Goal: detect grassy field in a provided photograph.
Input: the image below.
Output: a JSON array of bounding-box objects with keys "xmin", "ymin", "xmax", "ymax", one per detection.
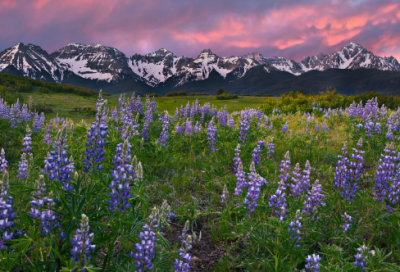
[
  {"xmin": 1, "ymin": 90, "xmax": 400, "ymax": 271},
  {"xmin": 21, "ymin": 91, "xmax": 275, "ymax": 121}
]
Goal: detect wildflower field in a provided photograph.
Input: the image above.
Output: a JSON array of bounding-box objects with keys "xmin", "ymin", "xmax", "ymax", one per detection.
[{"xmin": 1, "ymin": 89, "xmax": 400, "ymax": 271}]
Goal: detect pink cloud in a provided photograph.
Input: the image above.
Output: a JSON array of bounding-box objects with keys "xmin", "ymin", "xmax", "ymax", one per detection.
[{"xmin": 0, "ymin": 0, "xmax": 399, "ymax": 61}]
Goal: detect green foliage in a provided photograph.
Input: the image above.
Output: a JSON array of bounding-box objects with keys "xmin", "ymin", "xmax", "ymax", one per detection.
[
  {"xmin": 188, "ymin": 92, "xmax": 209, "ymax": 96},
  {"xmin": 165, "ymin": 91, "xmax": 187, "ymax": 97},
  {"xmin": 146, "ymin": 92, "xmax": 161, "ymax": 97},
  {"xmin": 217, "ymin": 88, "xmax": 225, "ymax": 95},
  {"xmin": 216, "ymin": 92, "xmax": 238, "ymax": 100},
  {"xmin": 0, "ymin": 73, "xmax": 96, "ymax": 96}
]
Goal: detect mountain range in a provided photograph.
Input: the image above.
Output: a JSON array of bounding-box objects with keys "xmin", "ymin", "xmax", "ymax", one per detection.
[{"xmin": 1, "ymin": 41, "xmax": 400, "ymax": 95}]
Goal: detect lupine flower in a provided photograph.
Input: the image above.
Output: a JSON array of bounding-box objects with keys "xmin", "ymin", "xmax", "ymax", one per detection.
[
  {"xmin": 22, "ymin": 125, "xmax": 32, "ymax": 154},
  {"xmin": 129, "ymin": 204, "xmax": 173, "ymax": 271},
  {"xmin": 233, "ymin": 144, "xmax": 242, "ymax": 173},
  {"xmin": 264, "ymin": 116, "xmax": 269, "ymax": 128},
  {"xmin": 71, "ymin": 214, "xmax": 96, "ymax": 271},
  {"xmin": 374, "ymin": 123, "xmax": 382, "ymax": 134},
  {"xmin": 282, "ymin": 122, "xmax": 288, "ymax": 133},
  {"xmin": 386, "ymin": 125, "xmax": 394, "ymax": 140},
  {"xmin": 82, "ymin": 101, "xmax": 108, "ymax": 172},
  {"xmin": 174, "ymin": 121, "xmax": 184, "ymax": 135},
  {"xmin": 267, "ymin": 138, "xmax": 275, "ymax": 159},
  {"xmin": 194, "ymin": 121, "xmax": 202, "ymax": 133},
  {"xmin": 0, "ymin": 149, "xmax": 7, "ymax": 173},
  {"xmin": 221, "ymin": 184, "xmax": 229, "ymax": 204},
  {"xmin": 305, "ymin": 254, "xmax": 321, "ymax": 272},
  {"xmin": 289, "ymin": 163, "xmax": 303, "ymax": 198},
  {"xmin": 42, "ymin": 125, "xmax": 74, "ymax": 191},
  {"xmin": 109, "ymin": 139, "xmax": 134, "ymax": 213},
  {"xmin": 268, "ymin": 179, "xmax": 287, "ymax": 221},
  {"xmin": 269, "ymin": 123, "xmax": 273, "ymax": 130},
  {"xmin": 28, "ymin": 175, "xmax": 59, "ymax": 236},
  {"xmin": 16, "ymin": 153, "xmax": 28, "ymax": 179},
  {"xmin": 342, "ymin": 138, "xmax": 364, "ymax": 201},
  {"xmin": 251, "ymin": 145, "xmax": 262, "ymax": 166},
  {"xmin": 43, "ymin": 121, "xmax": 53, "ymax": 145},
  {"xmin": 234, "ymin": 162, "xmax": 247, "ymax": 196},
  {"xmin": 173, "ymin": 220, "xmax": 193, "ymax": 272},
  {"xmin": 185, "ymin": 119, "xmax": 193, "ymax": 135},
  {"xmin": 142, "ymin": 108, "xmax": 152, "ymax": 142},
  {"xmin": 158, "ymin": 114, "xmax": 170, "ymax": 147},
  {"xmin": 279, "ymin": 151, "xmax": 291, "ymax": 184},
  {"xmin": 302, "ymin": 179, "xmax": 326, "ymax": 220},
  {"xmin": 228, "ymin": 115, "xmax": 235, "ymax": 129},
  {"xmin": 341, "ymin": 212, "xmax": 353, "ymax": 232},
  {"xmin": 173, "ymin": 108, "xmax": 179, "ymax": 123},
  {"xmin": 334, "ymin": 141, "xmax": 349, "ymax": 189},
  {"xmin": 217, "ymin": 107, "xmax": 228, "ymax": 127},
  {"xmin": 321, "ymin": 122, "xmax": 329, "ymax": 132},
  {"xmin": 243, "ymin": 162, "xmax": 268, "ymax": 215},
  {"xmin": 288, "ymin": 210, "xmax": 302, "ymax": 247},
  {"xmin": 239, "ymin": 116, "xmax": 250, "ymax": 144},
  {"xmin": 258, "ymin": 140, "xmax": 265, "ymax": 149},
  {"xmin": 373, "ymin": 143, "xmax": 397, "ymax": 203},
  {"xmin": 206, "ymin": 118, "xmax": 218, "ymax": 152},
  {"xmin": 353, "ymin": 244, "xmax": 371, "ymax": 270},
  {"xmin": 0, "ymin": 171, "xmax": 16, "ymax": 249}
]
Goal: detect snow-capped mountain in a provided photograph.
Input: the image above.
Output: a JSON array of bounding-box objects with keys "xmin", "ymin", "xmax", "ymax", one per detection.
[
  {"xmin": 0, "ymin": 42, "xmax": 399, "ymax": 89},
  {"xmin": 129, "ymin": 48, "xmax": 258, "ymax": 86},
  {"xmin": 51, "ymin": 43, "xmax": 138, "ymax": 82},
  {"xmin": 243, "ymin": 42, "xmax": 400, "ymax": 75},
  {"xmin": 0, "ymin": 43, "xmax": 62, "ymax": 81}
]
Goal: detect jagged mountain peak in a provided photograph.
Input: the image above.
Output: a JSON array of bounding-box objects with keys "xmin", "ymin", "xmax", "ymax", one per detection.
[{"xmin": 145, "ymin": 48, "xmax": 175, "ymax": 57}]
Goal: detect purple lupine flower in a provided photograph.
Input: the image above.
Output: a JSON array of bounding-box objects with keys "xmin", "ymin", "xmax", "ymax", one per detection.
[
  {"xmin": 194, "ymin": 121, "xmax": 202, "ymax": 133},
  {"xmin": 70, "ymin": 214, "xmax": 95, "ymax": 271},
  {"xmin": 289, "ymin": 163, "xmax": 303, "ymax": 198},
  {"xmin": 42, "ymin": 125, "xmax": 74, "ymax": 191},
  {"xmin": 305, "ymin": 254, "xmax": 321, "ymax": 272},
  {"xmin": 110, "ymin": 107, "xmax": 119, "ymax": 122},
  {"xmin": 258, "ymin": 140, "xmax": 265, "ymax": 149},
  {"xmin": 234, "ymin": 162, "xmax": 247, "ymax": 196},
  {"xmin": 150, "ymin": 96, "xmax": 157, "ymax": 112},
  {"xmin": 228, "ymin": 115, "xmax": 235, "ymax": 129},
  {"xmin": 334, "ymin": 141, "xmax": 349, "ymax": 189},
  {"xmin": 206, "ymin": 118, "xmax": 218, "ymax": 152},
  {"xmin": 43, "ymin": 121, "xmax": 53, "ymax": 145},
  {"xmin": 158, "ymin": 113, "xmax": 170, "ymax": 147},
  {"xmin": 180, "ymin": 105, "xmax": 185, "ymax": 117},
  {"xmin": 279, "ymin": 151, "xmax": 291, "ymax": 184},
  {"xmin": 28, "ymin": 175, "xmax": 59, "ymax": 236},
  {"xmin": 321, "ymin": 122, "xmax": 329, "ymax": 132},
  {"xmin": 141, "ymin": 108, "xmax": 152, "ymax": 142},
  {"xmin": 109, "ymin": 139, "xmax": 134, "ymax": 213},
  {"xmin": 243, "ymin": 162, "xmax": 268, "ymax": 215},
  {"xmin": 0, "ymin": 149, "xmax": 7, "ymax": 173},
  {"xmin": 0, "ymin": 171, "xmax": 17, "ymax": 249},
  {"xmin": 22, "ymin": 125, "xmax": 32, "ymax": 154},
  {"xmin": 386, "ymin": 125, "xmax": 394, "ymax": 140},
  {"xmin": 217, "ymin": 107, "xmax": 228, "ymax": 127},
  {"xmin": 341, "ymin": 212, "xmax": 353, "ymax": 232},
  {"xmin": 239, "ymin": 116, "xmax": 250, "ymax": 144},
  {"xmin": 175, "ymin": 122, "xmax": 184, "ymax": 135},
  {"xmin": 9, "ymin": 105, "xmax": 16, "ymax": 128},
  {"xmin": 282, "ymin": 122, "xmax": 288, "ymax": 133},
  {"xmin": 288, "ymin": 210, "xmax": 302, "ymax": 247},
  {"xmin": 220, "ymin": 185, "xmax": 229, "ymax": 204},
  {"xmin": 173, "ymin": 220, "xmax": 193, "ymax": 272},
  {"xmin": 264, "ymin": 116, "xmax": 269, "ymax": 128},
  {"xmin": 185, "ymin": 102, "xmax": 191, "ymax": 118},
  {"xmin": 342, "ymin": 138, "xmax": 364, "ymax": 201},
  {"xmin": 32, "ymin": 113, "xmax": 41, "ymax": 133},
  {"xmin": 374, "ymin": 123, "xmax": 382, "ymax": 134},
  {"xmin": 353, "ymin": 245, "xmax": 371, "ymax": 270},
  {"xmin": 268, "ymin": 179, "xmax": 287, "ymax": 221},
  {"xmin": 269, "ymin": 123, "xmax": 273, "ymax": 130},
  {"xmin": 233, "ymin": 144, "xmax": 242, "ymax": 173},
  {"xmin": 373, "ymin": 143, "xmax": 397, "ymax": 203},
  {"xmin": 173, "ymin": 108, "xmax": 179, "ymax": 123},
  {"xmin": 83, "ymin": 101, "xmax": 108, "ymax": 172},
  {"xmin": 267, "ymin": 138, "xmax": 275, "ymax": 159},
  {"xmin": 16, "ymin": 153, "xmax": 28, "ymax": 179},
  {"xmin": 302, "ymin": 179, "xmax": 325, "ymax": 220},
  {"xmin": 185, "ymin": 119, "xmax": 193, "ymax": 135},
  {"xmin": 251, "ymin": 145, "xmax": 262, "ymax": 166}
]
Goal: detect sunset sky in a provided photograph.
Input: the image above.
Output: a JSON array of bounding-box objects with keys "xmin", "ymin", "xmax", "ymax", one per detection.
[{"xmin": 1, "ymin": 0, "xmax": 399, "ymax": 61}]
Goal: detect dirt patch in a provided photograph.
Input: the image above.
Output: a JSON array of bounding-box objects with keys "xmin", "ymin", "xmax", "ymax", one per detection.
[{"xmin": 167, "ymin": 218, "xmax": 226, "ymax": 271}]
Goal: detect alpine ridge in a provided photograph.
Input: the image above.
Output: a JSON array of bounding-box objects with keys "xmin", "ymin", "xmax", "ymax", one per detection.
[{"xmin": 1, "ymin": 41, "xmax": 400, "ymax": 94}]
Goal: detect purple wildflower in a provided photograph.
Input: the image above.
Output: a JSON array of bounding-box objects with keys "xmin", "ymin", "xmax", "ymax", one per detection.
[
  {"xmin": 206, "ymin": 118, "xmax": 217, "ymax": 152},
  {"xmin": 305, "ymin": 254, "xmax": 321, "ymax": 272},
  {"xmin": 341, "ymin": 212, "xmax": 353, "ymax": 233},
  {"xmin": 173, "ymin": 220, "xmax": 193, "ymax": 272}
]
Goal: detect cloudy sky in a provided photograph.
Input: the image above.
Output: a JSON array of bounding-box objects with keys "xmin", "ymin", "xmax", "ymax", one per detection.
[{"xmin": 1, "ymin": 0, "xmax": 399, "ymax": 61}]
